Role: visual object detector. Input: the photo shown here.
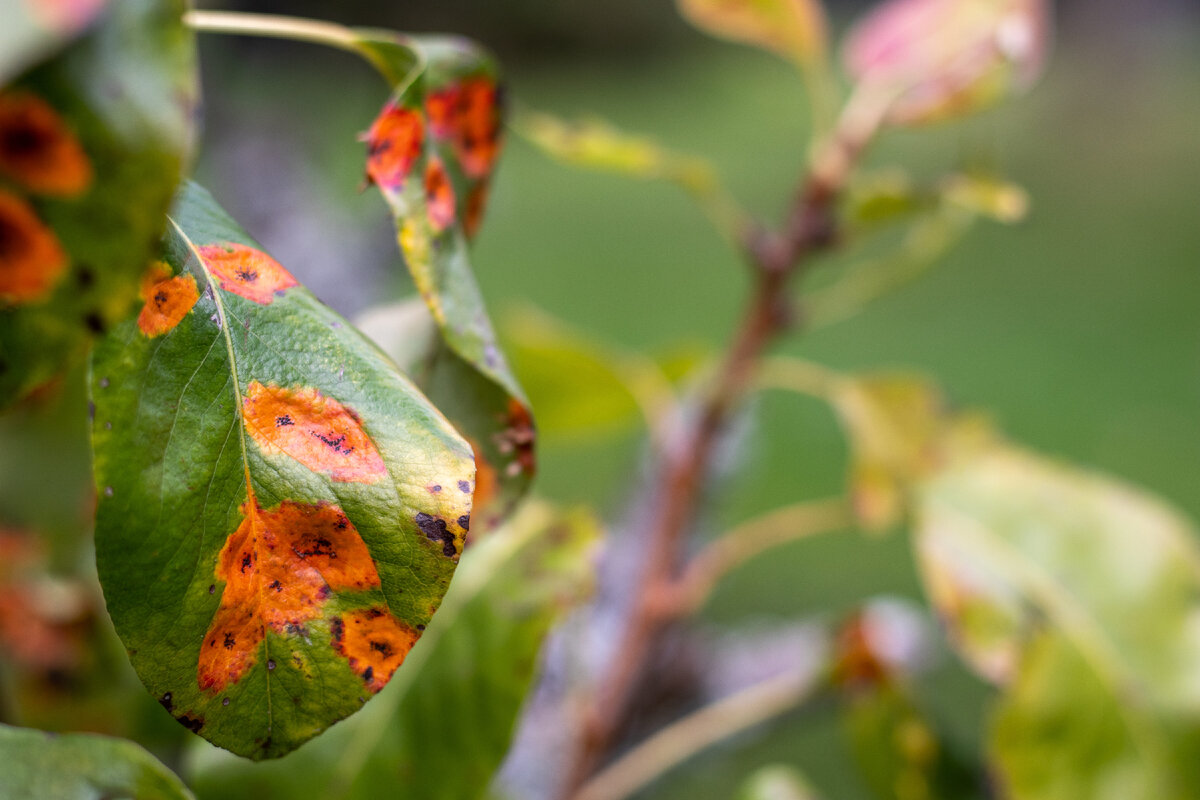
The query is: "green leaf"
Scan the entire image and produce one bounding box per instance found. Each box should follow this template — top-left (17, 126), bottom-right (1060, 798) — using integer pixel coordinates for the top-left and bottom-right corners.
top-left (914, 442), bottom-right (1200, 709)
top-left (843, 0), bottom-right (1051, 126)
top-left (90, 182), bottom-right (476, 760)
top-left (990, 633), bottom-right (1177, 800)
top-left (0, 0), bottom-right (197, 406)
top-left (0, 722), bottom-right (194, 800)
top-left (676, 0), bottom-right (829, 70)
top-left (354, 33), bottom-right (535, 527)
top-left (185, 501), bottom-right (600, 799)
top-left (737, 765), bottom-right (824, 800)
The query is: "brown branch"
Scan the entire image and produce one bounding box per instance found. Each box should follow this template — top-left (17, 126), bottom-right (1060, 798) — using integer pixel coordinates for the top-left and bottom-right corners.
top-left (558, 87), bottom-right (893, 799)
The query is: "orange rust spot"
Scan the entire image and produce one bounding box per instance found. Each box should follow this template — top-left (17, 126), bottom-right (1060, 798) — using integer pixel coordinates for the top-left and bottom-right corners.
top-left (453, 78), bottom-right (502, 180)
top-left (424, 156), bottom-right (456, 232)
top-left (331, 607), bottom-right (418, 693)
top-left (425, 87), bottom-right (458, 139)
top-left (496, 398), bottom-right (537, 478)
top-left (243, 381), bottom-right (386, 483)
top-left (0, 91), bottom-right (92, 197)
top-left (464, 181), bottom-right (489, 240)
top-left (197, 242), bottom-right (297, 305)
top-left (0, 190), bottom-right (66, 305)
top-left (198, 497), bottom-right (383, 693)
top-left (136, 261), bottom-right (199, 337)
top-left (364, 103), bottom-right (424, 191)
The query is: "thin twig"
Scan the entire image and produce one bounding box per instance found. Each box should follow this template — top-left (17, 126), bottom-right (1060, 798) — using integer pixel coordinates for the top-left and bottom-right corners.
top-left (671, 497), bottom-right (852, 616)
top-left (574, 669), bottom-right (824, 800)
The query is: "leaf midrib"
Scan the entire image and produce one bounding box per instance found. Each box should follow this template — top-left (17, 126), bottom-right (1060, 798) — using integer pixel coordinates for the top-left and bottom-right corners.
top-left (167, 215), bottom-right (274, 740)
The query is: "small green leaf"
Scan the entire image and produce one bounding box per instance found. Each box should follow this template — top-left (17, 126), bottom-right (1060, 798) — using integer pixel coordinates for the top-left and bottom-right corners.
top-left (676, 0), bottom-right (829, 70)
top-left (186, 501), bottom-right (600, 799)
top-left (0, 0), bottom-right (197, 406)
top-left (844, 0), bottom-right (1051, 126)
top-left (355, 32), bottom-right (535, 527)
top-left (90, 182), bottom-right (475, 760)
top-left (738, 765), bottom-right (824, 800)
top-left (0, 722), bottom-right (194, 800)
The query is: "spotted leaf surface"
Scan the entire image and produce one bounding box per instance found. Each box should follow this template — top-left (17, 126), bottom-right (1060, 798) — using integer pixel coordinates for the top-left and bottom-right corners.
top-left (355, 33), bottom-right (535, 529)
top-left (0, 0), bottom-right (196, 406)
top-left (90, 182), bottom-right (475, 760)
top-left (0, 723), bottom-right (194, 800)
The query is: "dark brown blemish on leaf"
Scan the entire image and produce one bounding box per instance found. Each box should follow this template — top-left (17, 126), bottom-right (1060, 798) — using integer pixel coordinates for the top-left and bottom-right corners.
top-left (457, 480), bottom-right (471, 494)
top-left (267, 659), bottom-right (276, 671)
top-left (223, 632), bottom-right (235, 650)
top-left (222, 697), bottom-right (230, 706)
top-left (269, 579), bottom-right (282, 592)
top-left (208, 584), bottom-right (215, 595)
top-left (176, 714), bottom-right (204, 733)
top-left (159, 692), bottom-right (173, 712)
top-left (458, 515), bottom-right (470, 531)
top-left (414, 512), bottom-right (458, 557)
top-left (83, 311), bottom-right (103, 333)
top-left (275, 415), bottom-right (293, 427)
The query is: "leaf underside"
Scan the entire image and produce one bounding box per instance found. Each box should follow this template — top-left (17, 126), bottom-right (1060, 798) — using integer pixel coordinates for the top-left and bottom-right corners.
top-left (91, 182), bottom-right (475, 760)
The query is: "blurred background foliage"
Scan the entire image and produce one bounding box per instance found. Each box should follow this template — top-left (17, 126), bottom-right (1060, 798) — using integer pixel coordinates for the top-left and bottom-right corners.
top-left (2, 0), bottom-right (1198, 797)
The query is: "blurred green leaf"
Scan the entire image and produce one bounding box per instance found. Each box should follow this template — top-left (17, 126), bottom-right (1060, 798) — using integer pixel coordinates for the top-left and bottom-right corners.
top-left (990, 633), bottom-right (1176, 800)
top-left (915, 442), bottom-right (1200, 707)
top-left (676, 0), bottom-right (828, 70)
top-left (843, 0), bottom-right (1051, 126)
top-left (738, 765), bottom-right (824, 800)
top-left (355, 32), bottom-right (535, 527)
top-left (91, 182), bottom-right (475, 760)
top-left (186, 501), bottom-right (599, 799)
top-left (0, 0), bottom-right (196, 406)
top-left (0, 722), bottom-right (194, 800)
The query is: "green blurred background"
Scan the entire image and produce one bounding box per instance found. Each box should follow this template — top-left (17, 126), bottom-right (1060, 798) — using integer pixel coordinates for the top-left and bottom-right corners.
top-left (3, 0), bottom-right (1198, 796)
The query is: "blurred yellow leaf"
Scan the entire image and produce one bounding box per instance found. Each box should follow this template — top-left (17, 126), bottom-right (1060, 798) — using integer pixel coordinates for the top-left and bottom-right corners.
top-left (676, 0), bottom-right (829, 69)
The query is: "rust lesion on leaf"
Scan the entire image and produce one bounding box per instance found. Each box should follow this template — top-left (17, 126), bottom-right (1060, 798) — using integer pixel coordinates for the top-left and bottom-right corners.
top-left (198, 496), bottom-right (385, 693)
top-left (0, 91), bottom-right (92, 197)
top-left (197, 242), bottom-right (298, 305)
top-left (424, 156), bottom-right (456, 232)
top-left (136, 260), bottom-right (199, 337)
top-left (364, 103), bottom-right (424, 192)
top-left (426, 78), bottom-right (503, 180)
top-left (331, 607), bottom-right (419, 693)
top-left (0, 189), bottom-right (67, 306)
top-left (242, 381), bottom-right (387, 483)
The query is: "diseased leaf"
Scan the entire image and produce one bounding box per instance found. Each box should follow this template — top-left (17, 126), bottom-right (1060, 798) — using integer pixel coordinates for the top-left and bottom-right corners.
top-left (844, 0), bottom-right (1051, 125)
top-left (0, 0), bottom-right (196, 405)
top-left (185, 502), bottom-right (600, 800)
top-left (676, 0), bottom-right (829, 70)
top-left (90, 182), bottom-right (476, 760)
top-left (354, 33), bottom-right (535, 527)
top-left (0, 722), bottom-right (194, 800)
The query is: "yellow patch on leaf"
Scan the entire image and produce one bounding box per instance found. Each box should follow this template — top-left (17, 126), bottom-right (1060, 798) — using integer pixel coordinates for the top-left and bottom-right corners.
top-left (0, 91), bottom-right (92, 197)
top-left (197, 242), bottom-right (297, 305)
top-left (0, 190), bottom-right (67, 305)
top-left (136, 261), bottom-right (199, 337)
top-left (242, 381), bottom-right (387, 483)
top-left (198, 497), bottom-right (383, 693)
top-left (331, 607), bottom-right (419, 693)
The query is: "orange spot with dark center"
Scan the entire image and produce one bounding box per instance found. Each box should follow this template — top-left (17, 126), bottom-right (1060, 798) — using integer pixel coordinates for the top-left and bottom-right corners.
top-left (0, 190), bottom-right (66, 305)
top-left (243, 381), bottom-right (387, 483)
top-left (331, 607), bottom-right (419, 693)
top-left (197, 242), bottom-right (297, 305)
top-left (425, 87), bottom-right (459, 139)
top-left (364, 103), bottom-right (424, 191)
top-left (464, 181), bottom-right (490, 240)
top-left (0, 92), bottom-right (92, 197)
top-left (424, 157), bottom-right (456, 232)
top-left (453, 78), bottom-right (502, 179)
top-left (198, 496), bottom-right (383, 693)
top-left (136, 261), bottom-right (199, 337)
top-left (497, 398), bottom-right (537, 477)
